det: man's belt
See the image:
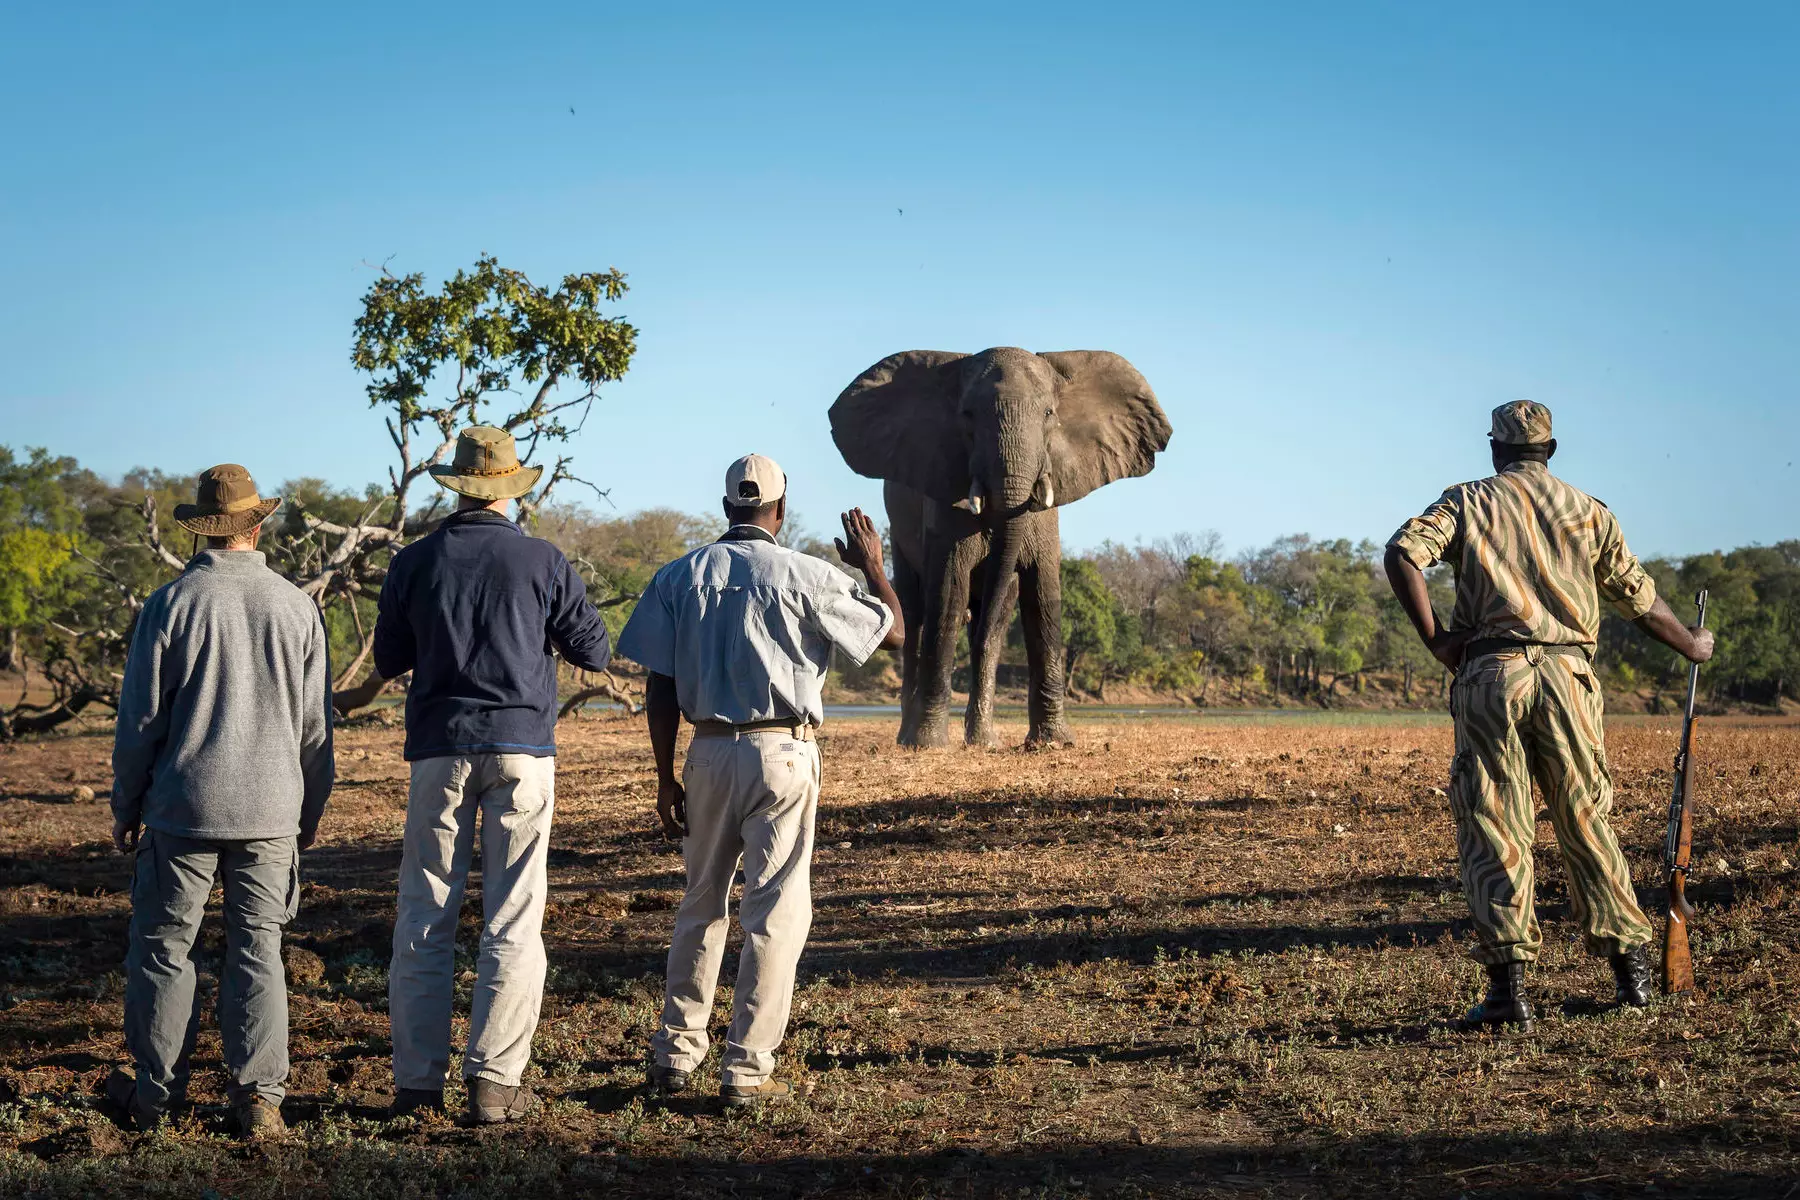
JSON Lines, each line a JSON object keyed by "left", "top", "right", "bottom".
{"left": 690, "top": 718, "right": 816, "bottom": 742}
{"left": 1463, "top": 638, "right": 1591, "bottom": 662}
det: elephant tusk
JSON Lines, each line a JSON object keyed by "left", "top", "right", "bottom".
{"left": 954, "top": 484, "right": 986, "bottom": 516}
{"left": 1031, "top": 474, "right": 1054, "bottom": 510}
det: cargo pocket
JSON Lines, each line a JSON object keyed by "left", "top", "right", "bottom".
{"left": 682, "top": 742, "right": 714, "bottom": 785}
{"left": 1447, "top": 749, "right": 1475, "bottom": 823}
{"left": 132, "top": 828, "right": 156, "bottom": 907}
{"left": 285, "top": 841, "right": 303, "bottom": 923}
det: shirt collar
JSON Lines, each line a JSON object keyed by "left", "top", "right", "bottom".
{"left": 445, "top": 509, "right": 520, "bottom": 531}
{"left": 188, "top": 549, "right": 268, "bottom": 572}
{"left": 719, "top": 524, "right": 778, "bottom": 545}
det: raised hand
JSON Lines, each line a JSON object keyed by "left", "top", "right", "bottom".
{"left": 834, "top": 508, "right": 885, "bottom": 576}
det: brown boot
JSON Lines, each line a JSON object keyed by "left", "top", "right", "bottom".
{"left": 720, "top": 1078, "right": 791, "bottom": 1109}
{"left": 466, "top": 1078, "right": 540, "bottom": 1124}
{"left": 232, "top": 1096, "right": 287, "bottom": 1140}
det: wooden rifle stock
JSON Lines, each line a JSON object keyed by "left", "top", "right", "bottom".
{"left": 1661, "top": 589, "right": 1708, "bottom": 996}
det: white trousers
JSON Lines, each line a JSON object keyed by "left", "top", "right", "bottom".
{"left": 652, "top": 730, "right": 820, "bottom": 1087}
{"left": 389, "top": 753, "right": 555, "bottom": 1090}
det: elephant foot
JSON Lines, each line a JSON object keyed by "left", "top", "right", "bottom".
{"left": 906, "top": 719, "right": 952, "bottom": 749}
{"left": 964, "top": 721, "right": 1000, "bottom": 749}
{"left": 1025, "top": 723, "right": 1076, "bottom": 749}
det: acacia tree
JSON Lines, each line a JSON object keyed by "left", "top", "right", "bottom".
{"left": 175, "top": 256, "right": 636, "bottom": 697}
{"left": 0, "top": 256, "right": 638, "bottom": 738}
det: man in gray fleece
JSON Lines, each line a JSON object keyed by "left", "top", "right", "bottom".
{"left": 108, "top": 464, "right": 334, "bottom": 1138}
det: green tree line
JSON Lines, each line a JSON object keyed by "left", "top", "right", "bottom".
{"left": 4, "top": 445, "right": 1794, "bottom": 731}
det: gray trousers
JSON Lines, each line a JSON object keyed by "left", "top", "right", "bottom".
{"left": 389, "top": 753, "right": 555, "bottom": 1090}
{"left": 652, "top": 730, "right": 820, "bottom": 1087}
{"left": 124, "top": 830, "right": 300, "bottom": 1113}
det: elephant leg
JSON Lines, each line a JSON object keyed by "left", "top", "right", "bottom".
{"left": 963, "top": 569, "right": 1019, "bottom": 748}
{"left": 1019, "top": 554, "right": 1075, "bottom": 748}
{"left": 910, "top": 538, "right": 971, "bottom": 749}
{"left": 892, "top": 552, "right": 924, "bottom": 745}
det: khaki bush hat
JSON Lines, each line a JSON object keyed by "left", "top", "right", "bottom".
{"left": 1490, "top": 400, "right": 1553, "bottom": 445}
{"left": 724, "top": 454, "right": 786, "bottom": 508}
{"left": 173, "top": 464, "right": 281, "bottom": 538}
{"left": 429, "top": 426, "right": 544, "bottom": 500}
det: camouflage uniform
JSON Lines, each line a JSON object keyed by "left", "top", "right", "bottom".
{"left": 1389, "top": 401, "right": 1658, "bottom": 966}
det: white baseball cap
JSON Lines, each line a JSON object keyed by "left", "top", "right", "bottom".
{"left": 723, "top": 454, "right": 786, "bottom": 508}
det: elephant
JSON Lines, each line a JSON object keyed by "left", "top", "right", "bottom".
{"left": 829, "top": 347, "right": 1171, "bottom": 748}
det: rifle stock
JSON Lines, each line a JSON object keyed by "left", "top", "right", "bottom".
{"left": 1662, "top": 715, "right": 1698, "bottom": 994}
{"left": 1661, "top": 589, "right": 1707, "bottom": 996}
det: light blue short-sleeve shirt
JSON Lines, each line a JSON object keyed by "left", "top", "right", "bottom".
{"left": 617, "top": 527, "right": 893, "bottom": 726}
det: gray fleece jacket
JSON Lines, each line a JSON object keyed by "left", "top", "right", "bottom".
{"left": 112, "top": 550, "right": 334, "bottom": 841}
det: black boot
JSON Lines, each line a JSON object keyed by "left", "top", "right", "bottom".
{"left": 1610, "top": 945, "right": 1654, "bottom": 1008}
{"left": 1459, "top": 962, "right": 1535, "bottom": 1032}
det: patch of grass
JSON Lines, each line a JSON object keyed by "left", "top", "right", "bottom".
{"left": 0, "top": 717, "right": 1794, "bottom": 1196}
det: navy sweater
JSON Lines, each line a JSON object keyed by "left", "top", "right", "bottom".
{"left": 373, "top": 510, "right": 612, "bottom": 760}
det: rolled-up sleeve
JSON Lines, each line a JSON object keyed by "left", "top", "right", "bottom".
{"left": 809, "top": 566, "right": 894, "bottom": 667}
{"left": 111, "top": 597, "right": 172, "bottom": 826}
{"left": 1595, "top": 511, "right": 1658, "bottom": 620}
{"left": 616, "top": 567, "right": 677, "bottom": 677}
{"left": 1388, "top": 488, "right": 1461, "bottom": 570}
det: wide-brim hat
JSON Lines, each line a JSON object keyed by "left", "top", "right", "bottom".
{"left": 173, "top": 464, "right": 282, "bottom": 537}
{"left": 428, "top": 425, "right": 544, "bottom": 500}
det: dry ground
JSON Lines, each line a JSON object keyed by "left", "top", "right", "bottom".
{"left": 0, "top": 713, "right": 1795, "bottom": 1198}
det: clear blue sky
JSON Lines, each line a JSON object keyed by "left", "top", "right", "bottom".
{"left": 2, "top": 2, "right": 1795, "bottom": 558}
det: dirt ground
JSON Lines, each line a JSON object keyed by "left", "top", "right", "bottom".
{"left": 0, "top": 713, "right": 1795, "bottom": 1198}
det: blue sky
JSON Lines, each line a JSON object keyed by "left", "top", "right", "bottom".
{"left": 2, "top": 2, "right": 1795, "bottom": 557}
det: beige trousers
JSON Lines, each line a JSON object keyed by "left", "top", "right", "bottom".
{"left": 652, "top": 729, "right": 820, "bottom": 1087}
{"left": 389, "top": 753, "right": 555, "bottom": 1090}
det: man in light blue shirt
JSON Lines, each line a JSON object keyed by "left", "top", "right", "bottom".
{"left": 618, "top": 453, "right": 903, "bottom": 1107}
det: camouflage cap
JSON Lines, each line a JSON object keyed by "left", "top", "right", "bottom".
{"left": 1490, "top": 400, "right": 1553, "bottom": 446}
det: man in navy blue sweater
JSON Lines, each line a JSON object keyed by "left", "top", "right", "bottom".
{"left": 368, "top": 426, "right": 611, "bottom": 1125}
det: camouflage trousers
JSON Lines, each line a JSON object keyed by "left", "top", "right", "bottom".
{"left": 1448, "top": 646, "right": 1653, "bottom": 965}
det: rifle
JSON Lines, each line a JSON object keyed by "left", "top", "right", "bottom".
{"left": 1661, "top": 588, "right": 1708, "bottom": 996}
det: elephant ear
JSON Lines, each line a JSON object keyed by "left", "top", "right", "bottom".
{"left": 829, "top": 350, "right": 971, "bottom": 504}
{"left": 1039, "top": 351, "right": 1172, "bottom": 506}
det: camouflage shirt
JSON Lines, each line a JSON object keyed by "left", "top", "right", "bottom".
{"left": 1388, "top": 461, "right": 1658, "bottom": 647}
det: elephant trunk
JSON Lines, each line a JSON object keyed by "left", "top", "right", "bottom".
{"left": 978, "top": 466, "right": 1035, "bottom": 652}
{"left": 963, "top": 503, "right": 1025, "bottom": 744}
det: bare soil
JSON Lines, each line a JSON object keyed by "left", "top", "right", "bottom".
{"left": 0, "top": 714, "right": 1795, "bottom": 1197}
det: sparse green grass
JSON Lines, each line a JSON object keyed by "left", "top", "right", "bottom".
{"left": 0, "top": 717, "right": 1795, "bottom": 1197}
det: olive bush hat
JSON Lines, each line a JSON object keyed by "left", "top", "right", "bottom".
{"left": 429, "top": 426, "right": 544, "bottom": 500}
{"left": 173, "top": 464, "right": 282, "bottom": 538}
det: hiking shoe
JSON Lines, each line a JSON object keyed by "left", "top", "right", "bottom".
{"left": 388, "top": 1088, "right": 446, "bottom": 1120}
{"left": 232, "top": 1096, "right": 287, "bottom": 1140}
{"left": 1457, "top": 962, "right": 1536, "bottom": 1033}
{"left": 1610, "top": 945, "right": 1655, "bottom": 1008}
{"left": 104, "top": 1067, "right": 166, "bottom": 1132}
{"left": 466, "top": 1078, "right": 540, "bottom": 1124}
{"left": 720, "top": 1078, "right": 791, "bottom": 1109}
{"left": 647, "top": 1065, "right": 691, "bottom": 1096}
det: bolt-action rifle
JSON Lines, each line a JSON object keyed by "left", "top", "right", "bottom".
{"left": 1662, "top": 588, "right": 1708, "bottom": 996}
